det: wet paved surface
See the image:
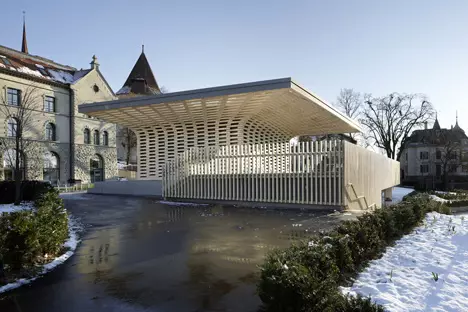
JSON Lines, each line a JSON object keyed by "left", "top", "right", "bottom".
{"left": 0, "top": 193, "right": 352, "bottom": 312}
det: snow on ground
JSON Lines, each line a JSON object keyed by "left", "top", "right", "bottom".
{"left": 387, "top": 187, "right": 414, "bottom": 205}
{"left": 0, "top": 202, "right": 34, "bottom": 214}
{"left": 343, "top": 212, "right": 468, "bottom": 312}
{"left": 0, "top": 215, "right": 82, "bottom": 294}
{"left": 429, "top": 194, "right": 451, "bottom": 203}
{"left": 158, "top": 200, "right": 208, "bottom": 206}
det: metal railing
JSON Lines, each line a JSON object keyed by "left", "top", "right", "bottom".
{"left": 56, "top": 183, "right": 94, "bottom": 193}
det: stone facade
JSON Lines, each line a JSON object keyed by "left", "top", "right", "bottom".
{"left": 0, "top": 45, "right": 117, "bottom": 184}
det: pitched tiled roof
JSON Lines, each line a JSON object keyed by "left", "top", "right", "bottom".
{"left": 117, "top": 51, "right": 160, "bottom": 95}
{"left": 405, "top": 127, "right": 467, "bottom": 146}
{"left": 0, "top": 45, "right": 91, "bottom": 86}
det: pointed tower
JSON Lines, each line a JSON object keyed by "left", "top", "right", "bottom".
{"left": 453, "top": 111, "right": 464, "bottom": 132}
{"left": 117, "top": 45, "right": 160, "bottom": 96}
{"left": 21, "top": 11, "right": 28, "bottom": 54}
{"left": 433, "top": 113, "right": 441, "bottom": 130}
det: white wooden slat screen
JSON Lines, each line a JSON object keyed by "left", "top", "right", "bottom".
{"left": 163, "top": 139, "right": 344, "bottom": 206}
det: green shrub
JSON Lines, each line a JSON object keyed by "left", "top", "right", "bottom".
{"left": 0, "top": 189, "right": 68, "bottom": 275}
{"left": 258, "top": 195, "right": 450, "bottom": 311}
{"left": 339, "top": 295, "right": 386, "bottom": 312}
{"left": 0, "top": 181, "right": 54, "bottom": 204}
{"left": 401, "top": 190, "right": 420, "bottom": 202}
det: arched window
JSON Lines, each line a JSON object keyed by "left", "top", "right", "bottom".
{"left": 103, "top": 131, "right": 109, "bottom": 146}
{"left": 7, "top": 117, "right": 18, "bottom": 137}
{"left": 45, "top": 123, "right": 56, "bottom": 141}
{"left": 84, "top": 128, "right": 90, "bottom": 144}
{"left": 93, "top": 130, "right": 100, "bottom": 145}
{"left": 43, "top": 151, "right": 59, "bottom": 185}
{"left": 3, "top": 148, "right": 25, "bottom": 181}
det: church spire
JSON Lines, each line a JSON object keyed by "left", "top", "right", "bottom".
{"left": 433, "top": 113, "right": 441, "bottom": 130}
{"left": 21, "top": 11, "right": 28, "bottom": 54}
{"left": 117, "top": 46, "right": 160, "bottom": 96}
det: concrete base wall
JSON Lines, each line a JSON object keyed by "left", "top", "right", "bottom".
{"left": 88, "top": 180, "right": 162, "bottom": 197}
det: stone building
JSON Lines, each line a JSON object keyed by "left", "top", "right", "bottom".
{"left": 400, "top": 116, "right": 468, "bottom": 189}
{"left": 0, "top": 23, "right": 117, "bottom": 184}
{"left": 115, "top": 46, "right": 161, "bottom": 165}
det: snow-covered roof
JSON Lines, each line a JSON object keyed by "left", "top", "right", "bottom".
{"left": 0, "top": 45, "right": 92, "bottom": 86}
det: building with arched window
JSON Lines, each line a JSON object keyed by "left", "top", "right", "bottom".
{"left": 93, "top": 130, "right": 100, "bottom": 145}
{"left": 0, "top": 27, "right": 117, "bottom": 183}
{"left": 45, "top": 123, "right": 56, "bottom": 141}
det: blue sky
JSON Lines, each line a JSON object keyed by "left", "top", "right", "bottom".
{"left": 1, "top": 0, "right": 467, "bottom": 130}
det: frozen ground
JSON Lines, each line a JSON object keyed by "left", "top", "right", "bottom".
{"left": 0, "top": 202, "right": 34, "bottom": 214}
{"left": 0, "top": 204, "right": 82, "bottom": 294}
{"left": 343, "top": 212, "right": 468, "bottom": 312}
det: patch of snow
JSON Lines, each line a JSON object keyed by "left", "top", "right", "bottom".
{"left": 16, "top": 66, "right": 44, "bottom": 78}
{"left": 9, "top": 67, "right": 16, "bottom": 71}
{"left": 158, "top": 200, "right": 209, "bottom": 206}
{"left": 0, "top": 215, "right": 82, "bottom": 294}
{"left": 116, "top": 86, "right": 131, "bottom": 95}
{"left": 0, "top": 202, "right": 34, "bottom": 214}
{"left": 47, "top": 69, "right": 75, "bottom": 84}
{"left": 35, "top": 64, "right": 44, "bottom": 69}
{"left": 0, "top": 63, "right": 5, "bottom": 68}
{"left": 342, "top": 212, "right": 468, "bottom": 312}
{"left": 435, "top": 191, "right": 457, "bottom": 195}
{"left": 429, "top": 194, "right": 450, "bottom": 203}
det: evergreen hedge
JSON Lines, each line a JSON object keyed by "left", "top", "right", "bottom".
{"left": 0, "top": 188, "right": 68, "bottom": 279}
{"left": 0, "top": 181, "right": 54, "bottom": 204}
{"left": 257, "top": 195, "right": 450, "bottom": 312}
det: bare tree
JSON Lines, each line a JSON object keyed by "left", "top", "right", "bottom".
{"left": 360, "top": 93, "right": 434, "bottom": 160}
{"left": 0, "top": 86, "right": 41, "bottom": 205}
{"left": 117, "top": 127, "right": 137, "bottom": 165}
{"left": 439, "top": 134, "right": 461, "bottom": 191}
{"left": 335, "top": 89, "right": 361, "bottom": 119}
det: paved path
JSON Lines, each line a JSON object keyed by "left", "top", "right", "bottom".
{"left": 0, "top": 194, "right": 346, "bottom": 312}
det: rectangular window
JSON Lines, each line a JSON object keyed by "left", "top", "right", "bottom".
{"left": 7, "top": 88, "right": 20, "bottom": 106}
{"left": 44, "top": 96, "right": 55, "bottom": 112}
{"left": 420, "top": 164, "right": 429, "bottom": 173}
{"left": 419, "top": 151, "right": 429, "bottom": 160}
{"left": 436, "top": 150, "right": 441, "bottom": 160}
{"left": 449, "top": 165, "right": 458, "bottom": 173}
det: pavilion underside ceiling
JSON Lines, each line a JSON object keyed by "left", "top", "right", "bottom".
{"left": 83, "top": 81, "right": 360, "bottom": 179}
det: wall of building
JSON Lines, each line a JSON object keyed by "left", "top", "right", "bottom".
{"left": 0, "top": 68, "right": 118, "bottom": 184}
{"left": 72, "top": 69, "right": 118, "bottom": 182}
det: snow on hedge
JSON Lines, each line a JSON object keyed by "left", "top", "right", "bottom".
{"left": 343, "top": 212, "right": 468, "bottom": 312}
{"left": 0, "top": 202, "right": 34, "bottom": 214}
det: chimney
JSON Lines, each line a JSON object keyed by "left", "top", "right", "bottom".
{"left": 90, "top": 55, "right": 99, "bottom": 70}
{"left": 424, "top": 121, "right": 428, "bottom": 129}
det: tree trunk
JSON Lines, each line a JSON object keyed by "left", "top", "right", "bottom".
{"left": 14, "top": 136, "right": 21, "bottom": 205}
{"left": 126, "top": 142, "right": 131, "bottom": 165}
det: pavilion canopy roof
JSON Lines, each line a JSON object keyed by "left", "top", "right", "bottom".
{"left": 79, "top": 78, "right": 361, "bottom": 136}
